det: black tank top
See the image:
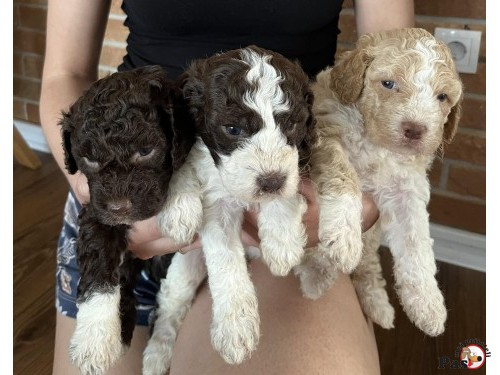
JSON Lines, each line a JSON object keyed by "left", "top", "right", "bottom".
{"left": 118, "top": 0, "right": 344, "bottom": 79}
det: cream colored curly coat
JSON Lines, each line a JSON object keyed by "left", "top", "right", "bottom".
{"left": 295, "top": 28, "right": 463, "bottom": 336}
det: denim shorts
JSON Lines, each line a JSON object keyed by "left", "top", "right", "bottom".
{"left": 55, "top": 191, "right": 160, "bottom": 326}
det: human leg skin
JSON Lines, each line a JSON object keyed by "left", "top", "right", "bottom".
{"left": 170, "top": 259, "right": 380, "bottom": 375}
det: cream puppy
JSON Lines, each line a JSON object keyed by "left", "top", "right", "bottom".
{"left": 295, "top": 28, "right": 463, "bottom": 336}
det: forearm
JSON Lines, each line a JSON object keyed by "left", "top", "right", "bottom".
{"left": 40, "top": 74, "right": 96, "bottom": 201}
{"left": 40, "top": 0, "right": 111, "bottom": 202}
{"left": 354, "top": 0, "right": 414, "bottom": 36}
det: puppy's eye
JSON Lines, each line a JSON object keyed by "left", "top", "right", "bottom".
{"left": 223, "top": 125, "right": 243, "bottom": 137}
{"left": 437, "top": 93, "right": 448, "bottom": 102}
{"left": 82, "top": 157, "right": 100, "bottom": 169}
{"left": 131, "top": 148, "right": 156, "bottom": 163}
{"left": 138, "top": 148, "right": 153, "bottom": 157}
{"left": 285, "top": 123, "right": 297, "bottom": 132}
{"left": 381, "top": 80, "right": 396, "bottom": 90}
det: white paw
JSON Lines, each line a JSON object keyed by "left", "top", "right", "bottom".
{"left": 399, "top": 283, "right": 447, "bottom": 336}
{"left": 158, "top": 193, "right": 203, "bottom": 244}
{"left": 142, "top": 334, "right": 174, "bottom": 375}
{"left": 357, "top": 289, "right": 395, "bottom": 330}
{"left": 261, "top": 238, "right": 305, "bottom": 277}
{"left": 318, "top": 195, "right": 363, "bottom": 273}
{"left": 294, "top": 252, "right": 338, "bottom": 300}
{"left": 211, "top": 295, "right": 260, "bottom": 364}
{"left": 69, "top": 290, "right": 124, "bottom": 375}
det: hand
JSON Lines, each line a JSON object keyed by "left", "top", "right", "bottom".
{"left": 72, "top": 172, "right": 91, "bottom": 205}
{"left": 242, "top": 177, "right": 379, "bottom": 248}
{"left": 127, "top": 216, "right": 202, "bottom": 259}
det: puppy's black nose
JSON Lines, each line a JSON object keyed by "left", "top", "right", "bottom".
{"left": 107, "top": 198, "right": 132, "bottom": 214}
{"left": 402, "top": 121, "right": 427, "bottom": 140}
{"left": 257, "top": 172, "right": 286, "bottom": 194}
{"left": 477, "top": 356, "right": 482, "bottom": 361}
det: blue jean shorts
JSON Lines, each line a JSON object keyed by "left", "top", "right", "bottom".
{"left": 55, "top": 191, "right": 160, "bottom": 326}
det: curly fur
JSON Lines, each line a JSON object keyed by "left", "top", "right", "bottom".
{"left": 143, "top": 45, "right": 315, "bottom": 374}
{"left": 295, "top": 28, "right": 463, "bottom": 336}
{"left": 59, "top": 65, "right": 195, "bottom": 375}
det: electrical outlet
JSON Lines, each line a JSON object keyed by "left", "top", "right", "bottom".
{"left": 434, "top": 27, "right": 482, "bottom": 74}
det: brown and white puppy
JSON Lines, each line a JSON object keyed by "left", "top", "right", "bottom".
{"left": 295, "top": 28, "right": 463, "bottom": 336}
{"left": 143, "top": 45, "right": 315, "bottom": 374}
{"left": 60, "top": 65, "right": 195, "bottom": 375}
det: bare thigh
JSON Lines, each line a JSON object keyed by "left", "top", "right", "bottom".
{"left": 52, "top": 314, "right": 149, "bottom": 375}
{"left": 170, "top": 259, "right": 380, "bottom": 375}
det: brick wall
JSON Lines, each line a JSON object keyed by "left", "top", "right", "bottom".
{"left": 13, "top": 0, "right": 486, "bottom": 234}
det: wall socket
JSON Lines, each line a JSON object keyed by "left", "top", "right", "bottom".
{"left": 434, "top": 27, "right": 482, "bottom": 74}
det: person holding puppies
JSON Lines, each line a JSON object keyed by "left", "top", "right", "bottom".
{"left": 40, "top": 0, "right": 414, "bottom": 373}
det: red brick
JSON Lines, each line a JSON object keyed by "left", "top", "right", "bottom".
{"left": 429, "top": 194, "right": 485, "bottom": 234}
{"left": 415, "top": 0, "right": 485, "bottom": 19}
{"left": 459, "top": 97, "right": 485, "bottom": 131}
{"left": 99, "top": 45, "right": 126, "bottom": 68}
{"left": 98, "top": 69, "right": 114, "bottom": 80}
{"left": 460, "top": 63, "right": 486, "bottom": 95}
{"left": 110, "top": 0, "right": 125, "bottom": 16}
{"left": 18, "top": 5, "right": 47, "bottom": 30}
{"left": 338, "top": 13, "right": 356, "bottom": 44}
{"left": 14, "top": 53, "right": 23, "bottom": 75}
{"left": 342, "top": 0, "right": 353, "bottom": 9}
{"left": 23, "top": 54, "right": 44, "bottom": 78}
{"left": 444, "top": 133, "right": 485, "bottom": 165}
{"left": 14, "top": 5, "right": 20, "bottom": 27}
{"left": 13, "top": 29, "right": 46, "bottom": 55}
{"left": 429, "top": 159, "right": 443, "bottom": 188}
{"left": 26, "top": 103, "right": 41, "bottom": 124}
{"left": 14, "top": 100, "right": 26, "bottom": 120}
{"left": 104, "top": 18, "right": 129, "bottom": 44}
{"left": 13, "top": 77, "right": 41, "bottom": 102}
{"left": 447, "top": 165, "right": 485, "bottom": 200}
{"left": 14, "top": 0, "right": 48, "bottom": 5}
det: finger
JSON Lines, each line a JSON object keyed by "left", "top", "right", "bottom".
{"left": 129, "top": 237, "right": 188, "bottom": 259}
{"left": 75, "top": 172, "right": 90, "bottom": 204}
{"left": 128, "top": 216, "right": 163, "bottom": 245}
{"left": 361, "top": 193, "right": 380, "bottom": 232}
{"left": 178, "top": 238, "right": 203, "bottom": 254}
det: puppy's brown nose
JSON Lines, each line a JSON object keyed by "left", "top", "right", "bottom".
{"left": 402, "top": 121, "right": 427, "bottom": 140}
{"left": 107, "top": 198, "right": 132, "bottom": 214}
{"left": 257, "top": 172, "right": 286, "bottom": 194}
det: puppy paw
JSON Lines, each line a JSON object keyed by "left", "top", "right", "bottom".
{"left": 262, "top": 237, "right": 305, "bottom": 277}
{"left": 142, "top": 335, "right": 173, "bottom": 375}
{"left": 211, "top": 294, "right": 260, "bottom": 364}
{"left": 399, "top": 282, "right": 447, "bottom": 336}
{"left": 69, "top": 291, "right": 125, "bottom": 375}
{"left": 158, "top": 193, "right": 203, "bottom": 244}
{"left": 259, "top": 196, "right": 307, "bottom": 277}
{"left": 294, "top": 252, "right": 338, "bottom": 300}
{"left": 318, "top": 194, "right": 363, "bottom": 273}
{"left": 357, "top": 288, "right": 395, "bottom": 330}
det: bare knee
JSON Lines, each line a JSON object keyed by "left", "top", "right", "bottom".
{"left": 170, "top": 259, "right": 380, "bottom": 374}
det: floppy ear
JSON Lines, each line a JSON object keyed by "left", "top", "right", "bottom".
{"left": 59, "top": 112, "right": 78, "bottom": 174}
{"left": 140, "top": 65, "right": 173, "bottom": 105}
{"left": 299, "top": 90, "right": 317, "bottom": 169}
{"left": 167, "top": 84, "right": 196, "bottom": 170}
{"left": 182, "top": 60, "right": 206, "bottom": 124}
{"left": 136, "top": 66, "right": 195, "bottom": 170}
{"left": 443, "top": 93, "right": 463, "bottom": 144}
{"left": 329, "top": 35, "right": 375, "bottom": 104}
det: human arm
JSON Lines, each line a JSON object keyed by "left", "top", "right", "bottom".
{"left": 40, "top": 0, "right": 111, "bottom": 204}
